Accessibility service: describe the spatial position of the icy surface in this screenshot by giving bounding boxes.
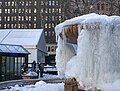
[55,13,120,90]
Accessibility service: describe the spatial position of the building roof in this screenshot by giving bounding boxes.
[0,29,47,54]
[0,44,30,54]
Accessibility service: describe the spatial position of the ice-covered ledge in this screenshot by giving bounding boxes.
[55,13,120,90]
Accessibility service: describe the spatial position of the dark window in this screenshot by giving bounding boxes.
[101,4,104,10]
[97,3,100,10]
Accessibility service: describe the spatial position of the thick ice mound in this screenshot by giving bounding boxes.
[55,13,120,90]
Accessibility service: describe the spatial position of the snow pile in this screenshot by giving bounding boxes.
[55,13,120,90]
[25,71,38,76]
[1,81,64,91]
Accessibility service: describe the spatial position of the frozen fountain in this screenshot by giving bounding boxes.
[55,13,120,90]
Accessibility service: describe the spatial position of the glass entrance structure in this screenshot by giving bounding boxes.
[0,44,30,81]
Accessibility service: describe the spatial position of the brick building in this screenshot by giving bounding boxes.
[92,0,120,15]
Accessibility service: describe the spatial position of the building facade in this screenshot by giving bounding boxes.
[0,0,65,65]
[92,0,120,15]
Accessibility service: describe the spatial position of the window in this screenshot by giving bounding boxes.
[4,16,7,21]
[59,8,61,13]
[0,2,2,6]
[45,31,47,36]
[45,8,48,13]
[45,16,48,21]
[45,23,47,28]
[11,16,14,21]
[59,16,61,21]
[34,24,36,28]
[49,9,51,13]
[0,16,1,21]
[49,23,51,28]
[45,2,48,5]
[4,24,6,28]
[29,24,31,28]
[101,4,104,10]
[25,9,28,13]
[52,1,55,6]
[0,24,1,28]
[56,8,58,13]
[0,9,2,13]
[22,1,24,6]
[8,9,10,13]
[34,9,37,13]
[19,9,21,13]
[29,16,31,21]
[5,9,7,13]
[52,8,55,13]
[11,24,14,28]
[21,24,24,28]
[52,16,54,21]
[14,16,17,21]
[26,16,28,21]
[34,1,37,6]
[48,46,50,52]
[41,1,44,5]
[21,16,24,21]
[8,2,10,6]
[26,1,28,6]
[12,1,14,6]
[14,24,17,28]
[56,1,58,5]
[14,2,17,6]
[97,3,100,10]
[7,16,10,21]
[18,24,20,28]
[34,16,36,21]
[14,9,17,13]
[12,9,14,13]
[52,31,55,36]
[29,9,31,13]
[29,1,32,6]
[49,31,51,36]
[52,23,54,28]
[18,16,21,21]
[41,8,43,13]
[7,24,10,28]
[49,1,51,5]
[5,2,7,6]
[51,46,54,52]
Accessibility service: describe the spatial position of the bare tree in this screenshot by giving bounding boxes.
[60,0,120,20]
[60,0,93,19]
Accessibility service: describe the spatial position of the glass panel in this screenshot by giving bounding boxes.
[0,49,2,52]
[0,44,29,54]
[0,45,10,52]
[15,57,18,77]
[9,57,14,79]
[6,45,18,53]
[14,46,27,53]
[18,57,21,76]
[6,57,10,80]
[1,56,6,81]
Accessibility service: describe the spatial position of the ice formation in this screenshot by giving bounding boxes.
[55,13,120,89]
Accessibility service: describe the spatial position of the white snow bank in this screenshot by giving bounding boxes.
[1,81,64,91]
[25,71,38,76]
[55,13,120,90]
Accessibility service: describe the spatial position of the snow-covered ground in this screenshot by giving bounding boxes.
[0,81,64,91]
